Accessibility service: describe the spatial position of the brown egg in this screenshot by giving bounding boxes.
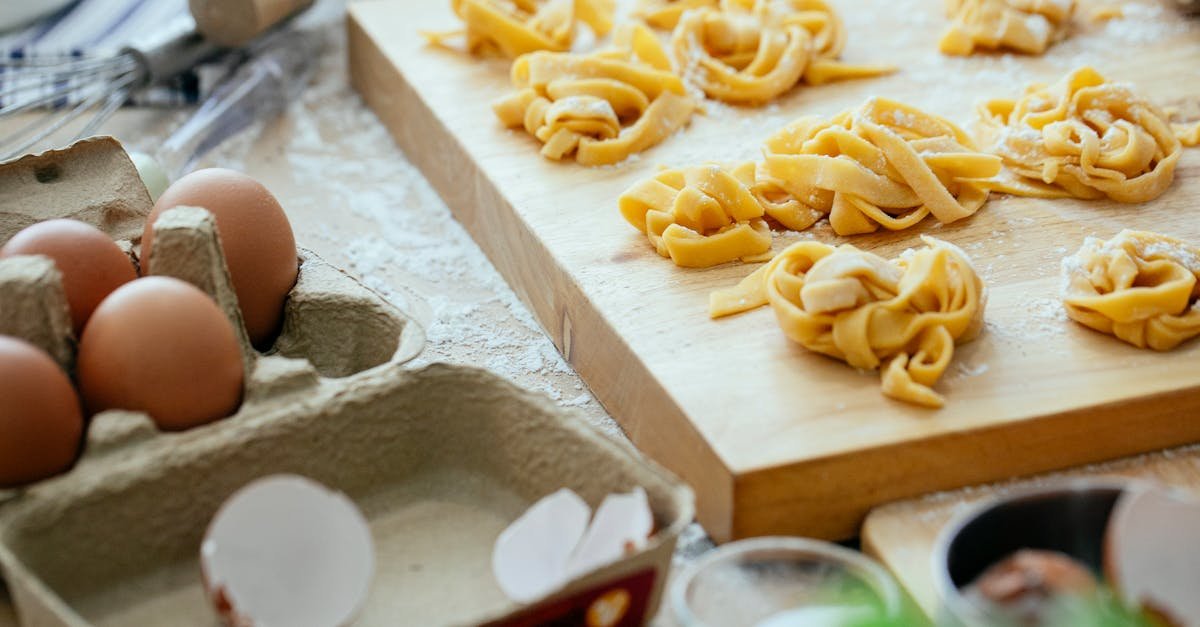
[0,335,84,487]
[0,219,137,335]
[142,168,298,349]
[77,276,245,431]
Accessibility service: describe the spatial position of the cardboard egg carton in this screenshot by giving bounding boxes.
[0,138,694,626]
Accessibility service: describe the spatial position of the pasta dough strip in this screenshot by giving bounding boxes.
[1062,230,1200,351]
[634,0,721,29]
[977,67,1198,203]
[710,236,987,408]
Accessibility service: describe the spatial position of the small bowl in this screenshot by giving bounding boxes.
[932,479,1134,626]
[671,537,906,627]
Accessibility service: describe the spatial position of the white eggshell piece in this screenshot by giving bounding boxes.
[200,475,375,627]
[565,487,652,580]
[492,488,591,604]
[1106,486,1200,627]
[754,606,876,627]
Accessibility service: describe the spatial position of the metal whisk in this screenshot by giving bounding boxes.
[0,16,224,162]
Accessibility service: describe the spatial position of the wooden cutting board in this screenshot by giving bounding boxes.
[861,444,1200,619]
[347,0,1200,542]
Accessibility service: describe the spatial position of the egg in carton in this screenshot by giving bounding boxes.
[0,138,694,626]
[0,137,423,380]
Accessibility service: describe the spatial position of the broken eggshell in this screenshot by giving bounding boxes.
[200,474,375,627]
[565,487,653,580]
[492,487,653,605]
[1104,486,1200,627]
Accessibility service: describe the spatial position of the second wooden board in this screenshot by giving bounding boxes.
[861,444,1200,619]
[348,0,1200,541]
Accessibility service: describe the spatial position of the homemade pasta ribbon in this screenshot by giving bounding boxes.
[493,24,696,165]
[1062,230,1200,351]
[634,0,719,29]
[977,67,1199,203]
[710,236,987,408]
[425,0,616,58]
[758,98,1003,235]
[619,163,772,267]
[671,0,894,104]
[940,0,1074,56]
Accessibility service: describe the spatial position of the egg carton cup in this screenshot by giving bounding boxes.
[0,137,694,625]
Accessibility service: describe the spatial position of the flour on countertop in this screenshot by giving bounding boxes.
[164,9,618,438]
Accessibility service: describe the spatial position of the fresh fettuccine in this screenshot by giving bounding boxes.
[758,98,1003,236]
[633,0,720,29]
[710,236,987,408]
[425,0,616,58]
[619,163,773,268]
[671,0,894,105]
[940,0,1075,56]
[1062,230,1200,351]
[977,67,1200,203]
[617,98,1002,266]
[493,24,696,165]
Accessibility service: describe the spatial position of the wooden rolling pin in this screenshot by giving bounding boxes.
[188,0,315,47]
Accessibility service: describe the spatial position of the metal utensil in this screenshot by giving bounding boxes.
[0,0,313,161]
[0,16,223,161]
[155,26,324,180]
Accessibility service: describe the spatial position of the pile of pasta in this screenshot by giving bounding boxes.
[940,0,1075,56]
[1062,230,1200,351]
[710,236,987,408]
[492,25,696,165]
[978,67,1200,203]
[425,0,617,58]
[618,163,774,267]
[665,0,894,104]
[758,99,1002,235]
[436,0,896,163]
[618,98,1003,267]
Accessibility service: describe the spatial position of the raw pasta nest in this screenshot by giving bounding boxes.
[618,163,773,267]
[492,24,696,165]
[710,236,987,408]
[670,0,894,104]
[940,0,1075,56]
[757,98,1003,236]
[1062,230,1200,351]
[977,67,1193,203]
[426,0,616,58]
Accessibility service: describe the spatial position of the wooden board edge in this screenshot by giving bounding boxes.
[345,7,737,541]
[860,512,940,620]
[732,384,1200,541]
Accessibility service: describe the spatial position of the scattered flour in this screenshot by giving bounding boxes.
[164,9,615,436]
